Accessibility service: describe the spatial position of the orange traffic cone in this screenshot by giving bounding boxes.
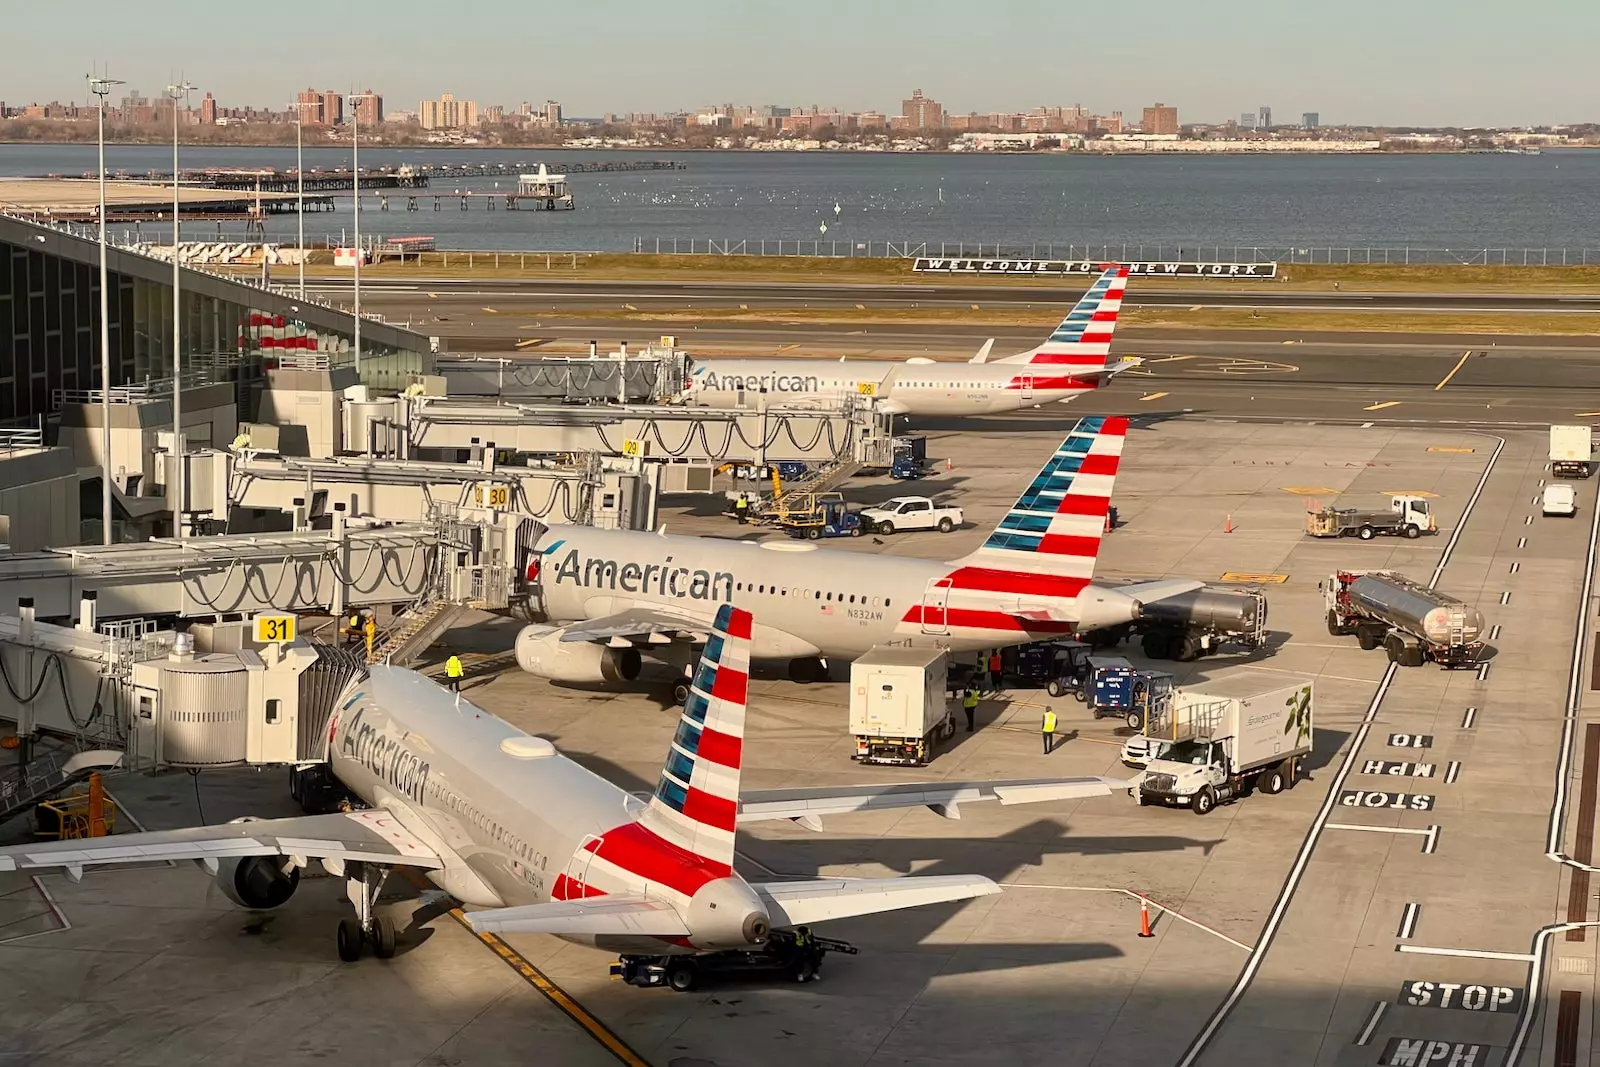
[1224,514,1234,534]
[945,457,953,472]
[1137,896,1155,938]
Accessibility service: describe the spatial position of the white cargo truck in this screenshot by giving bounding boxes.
[1135,674,1314,815]
[850,647,955,766]
[1551,425,1593,479]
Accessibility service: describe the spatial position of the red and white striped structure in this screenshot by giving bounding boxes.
[999,265,1130,393]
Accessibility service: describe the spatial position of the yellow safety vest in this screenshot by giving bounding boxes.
[963,691,979,710]
[445,656,464,678]
[1043,711,1057,733]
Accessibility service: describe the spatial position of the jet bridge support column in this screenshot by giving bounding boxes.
[330,506,348,621]
[15,597,36,764]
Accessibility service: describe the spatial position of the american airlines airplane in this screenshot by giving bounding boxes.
[515,414,1199,688]
[679,265,1139,416]
[0,606,1126,977]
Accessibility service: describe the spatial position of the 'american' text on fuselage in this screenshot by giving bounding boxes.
[694,371,822,393]
[551,547,735,603]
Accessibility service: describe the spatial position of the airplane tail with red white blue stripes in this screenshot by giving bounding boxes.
[996,265,1130,372]
[637,603,751,876]
[958,415,1126,581]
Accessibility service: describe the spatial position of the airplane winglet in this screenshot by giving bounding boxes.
[968,338,995,364]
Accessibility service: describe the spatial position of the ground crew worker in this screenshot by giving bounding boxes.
[734,494,749,524]
[364,615,377,659]
[975,652,987,691]
[445,653,465,692]
[988,650,1003,690]
[345,611,363,647]
[1042,709,1058,754]
[794,926,813,950]
[962,688,979,733]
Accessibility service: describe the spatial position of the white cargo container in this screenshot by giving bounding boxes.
[1550,425,1593,479]
[850,647,954,766]
[1136,674,1314,815]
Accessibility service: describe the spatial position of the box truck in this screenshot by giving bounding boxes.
[1551,425,1592,479]
[850,648,955,766]
[1135,674,1315,815]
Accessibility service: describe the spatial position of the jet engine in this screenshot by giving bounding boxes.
[215,855,301,910]
[514,624,641,684]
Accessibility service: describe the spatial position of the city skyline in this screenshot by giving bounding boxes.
[2,0,1596,127]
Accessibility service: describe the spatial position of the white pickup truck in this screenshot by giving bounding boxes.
[858,496,964,535]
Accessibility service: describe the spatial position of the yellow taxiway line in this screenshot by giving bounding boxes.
[1364,401,1402,411]
[1139,392,1170,402]
[1434,350,1473,391]
[444,909,652,1067]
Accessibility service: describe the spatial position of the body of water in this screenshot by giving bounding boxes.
[2,143,1596,255]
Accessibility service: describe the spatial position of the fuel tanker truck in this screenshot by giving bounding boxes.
[1085,584,1268,662]
[1322,570,1485,668]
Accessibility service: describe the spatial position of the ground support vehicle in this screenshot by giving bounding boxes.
[850,648,955,766]
[1124,586,1269,661]
[612,930,858,991]
[1305,495,1436,540]
[1086,657,1174,731]
[1008,640,1093,697]
[1136,676,1315,814]
[1551,425,1592,478]
[891,436,929,479]
[779,495,864,539]
[858,496,963,535]
[1323,570,1484,668]
[1544,484,1577,517]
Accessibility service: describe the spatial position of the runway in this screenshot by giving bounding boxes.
[335,275,1600,426]
[311,275,1600,313]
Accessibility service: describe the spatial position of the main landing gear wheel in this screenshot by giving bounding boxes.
[337,860,394,962]
[371,916,397,959]
[337,918,363,962]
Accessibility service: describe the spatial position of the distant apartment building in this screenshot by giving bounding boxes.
[294,88,344,125]
[420,92,479,130]
[1302,112,1320,128]
[1240,112,1258,130]
[480,104,506,125]
[541,100,562,126]
[353,91,382,126]
[901,89,943,131]
[1258,105,1272,130]
[198,92,217,125]
[1141,102,1179,135]
[295,88,321,124]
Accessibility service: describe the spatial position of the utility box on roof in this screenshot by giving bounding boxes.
[849,647,954,766]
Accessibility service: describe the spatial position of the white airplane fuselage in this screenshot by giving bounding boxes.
[328,667,677,952]
[681,358,1097,415]
[527,525,1136,659]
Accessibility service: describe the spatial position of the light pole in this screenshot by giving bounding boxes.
[166,80,196,539]
[349,92,376,374]
[88,73,123,547]
[295,111,305,300]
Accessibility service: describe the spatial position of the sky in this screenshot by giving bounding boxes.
[3,0,1596,127]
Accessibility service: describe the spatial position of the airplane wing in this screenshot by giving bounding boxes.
[0,809,444,879]
[754,875,1000,927]
[557,605,715,645]
[739,776,1131,829]
[463,895,690,937]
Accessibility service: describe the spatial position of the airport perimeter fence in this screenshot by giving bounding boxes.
[631,237,1600,267]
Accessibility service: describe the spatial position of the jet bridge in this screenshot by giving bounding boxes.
[400,395,896,467]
